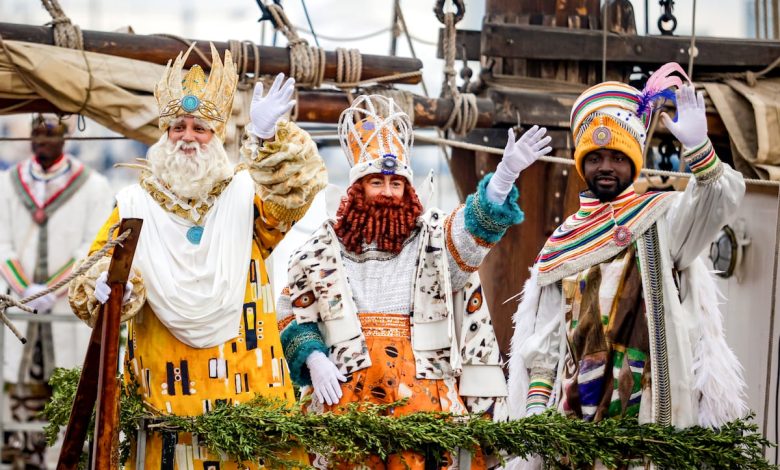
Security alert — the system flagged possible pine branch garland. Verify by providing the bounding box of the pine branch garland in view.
[43,368,776,469]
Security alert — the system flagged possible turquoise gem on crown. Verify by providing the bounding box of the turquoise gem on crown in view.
[181,94,200,113]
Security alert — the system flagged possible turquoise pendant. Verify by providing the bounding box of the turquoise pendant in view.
[186,225,204,245]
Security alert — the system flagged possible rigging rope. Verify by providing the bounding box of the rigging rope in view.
[228,39,261,90]
[40,0,83,50]
[266,2,325,87]
[687,0,698,78]
[0,225,132,343]
[413,132,780,188]
[438,10,478,136]
[39,0,93,117]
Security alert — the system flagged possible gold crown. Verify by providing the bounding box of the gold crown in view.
[154,43,238,142]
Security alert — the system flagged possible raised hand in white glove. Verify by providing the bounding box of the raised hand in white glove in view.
[305,350,346,406]
[486,125,552,204]
[22,284,57,313]
[660,84,708,150]
[94,271,133,305]
[247,73,296,139]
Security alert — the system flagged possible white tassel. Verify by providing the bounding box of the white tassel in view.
[498,456,543,470]
[507,268,542,420]
[688,259,749,427]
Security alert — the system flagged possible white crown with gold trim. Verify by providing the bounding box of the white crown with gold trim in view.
[338,94,414,186]
[154,43,238,142]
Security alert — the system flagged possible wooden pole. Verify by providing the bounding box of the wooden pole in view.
[92,219,143,470]
[469,0,596,356]
[56,219,143,470]
[0,22,422,85]
[56,302,105,469]
[0,93,494,129]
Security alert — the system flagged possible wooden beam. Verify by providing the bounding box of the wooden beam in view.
[56,302,105,469]
[487,88,577,128]
[481,24,780,71]
[0,22,422,84]
[485,88,728,138]
[0,92,494,128]
[436,28,480,60]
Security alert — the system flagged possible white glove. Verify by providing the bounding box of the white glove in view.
[247,73,296,139]
[22,284,57,313]
[526,404,547,417]
[660,84,708,150]
[486,125,552,204]
[305,350,346,406]
[94,271,133,305]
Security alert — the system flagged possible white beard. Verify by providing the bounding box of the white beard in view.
[146,133,234,200]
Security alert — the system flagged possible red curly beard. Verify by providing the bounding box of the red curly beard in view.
[333,180,424,255]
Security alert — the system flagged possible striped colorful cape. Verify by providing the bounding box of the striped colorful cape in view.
[535,185,676,286]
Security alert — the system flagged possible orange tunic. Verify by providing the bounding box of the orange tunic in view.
[312,313,486,470]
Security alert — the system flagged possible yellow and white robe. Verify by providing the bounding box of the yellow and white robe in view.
[69,121,326,469]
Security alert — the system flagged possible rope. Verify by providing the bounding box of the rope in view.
[336,48,362,87]
[413,132,780,188]
[438,11,478,136]
[0,225,132,344]
[703,55,780,86]
[601,2,608,81]
[289,39,326,87]
[441,13,458,98]
[229,39,261,90]
[328,70,423,89]
[152,34,213,67]
[361,86,415,125]
[40,0,83,49]
[295,25,393,42]
[39,0,93,117]
[442,92,479,136]
[266,2,326,87]
[687,0,698,78]
[294,25,438,46]
[260,2,423,92]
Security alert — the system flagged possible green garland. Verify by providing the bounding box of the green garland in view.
[43,368,775,469]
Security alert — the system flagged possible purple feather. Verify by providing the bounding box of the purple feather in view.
[636,88,677,119]
[637,62,690,120]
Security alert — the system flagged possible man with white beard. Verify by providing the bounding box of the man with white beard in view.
[67,45,326,468]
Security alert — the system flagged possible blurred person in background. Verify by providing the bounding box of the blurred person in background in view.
[0,114,112,469]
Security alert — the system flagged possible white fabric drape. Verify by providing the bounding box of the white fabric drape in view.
[116,170,254,348]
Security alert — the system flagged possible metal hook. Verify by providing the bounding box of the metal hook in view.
[657,0,677,35]
[434,0,465,25]
[255,0,283,27]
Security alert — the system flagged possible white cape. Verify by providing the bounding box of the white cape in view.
[116,171,254,348]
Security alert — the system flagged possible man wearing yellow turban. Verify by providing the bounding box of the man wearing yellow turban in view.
[506,64,748,468]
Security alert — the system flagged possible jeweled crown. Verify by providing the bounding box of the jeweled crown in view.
[154,43,238,142]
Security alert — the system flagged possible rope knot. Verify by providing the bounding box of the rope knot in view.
[41,0,84,50]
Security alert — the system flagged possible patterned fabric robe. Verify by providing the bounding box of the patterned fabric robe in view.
[69,122,326,470]
[0,154,112,468]
[277,174,522,469]
[506,140,749,469]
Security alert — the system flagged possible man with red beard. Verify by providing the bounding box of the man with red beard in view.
[68,45,325,468]
[278,95,551,469]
